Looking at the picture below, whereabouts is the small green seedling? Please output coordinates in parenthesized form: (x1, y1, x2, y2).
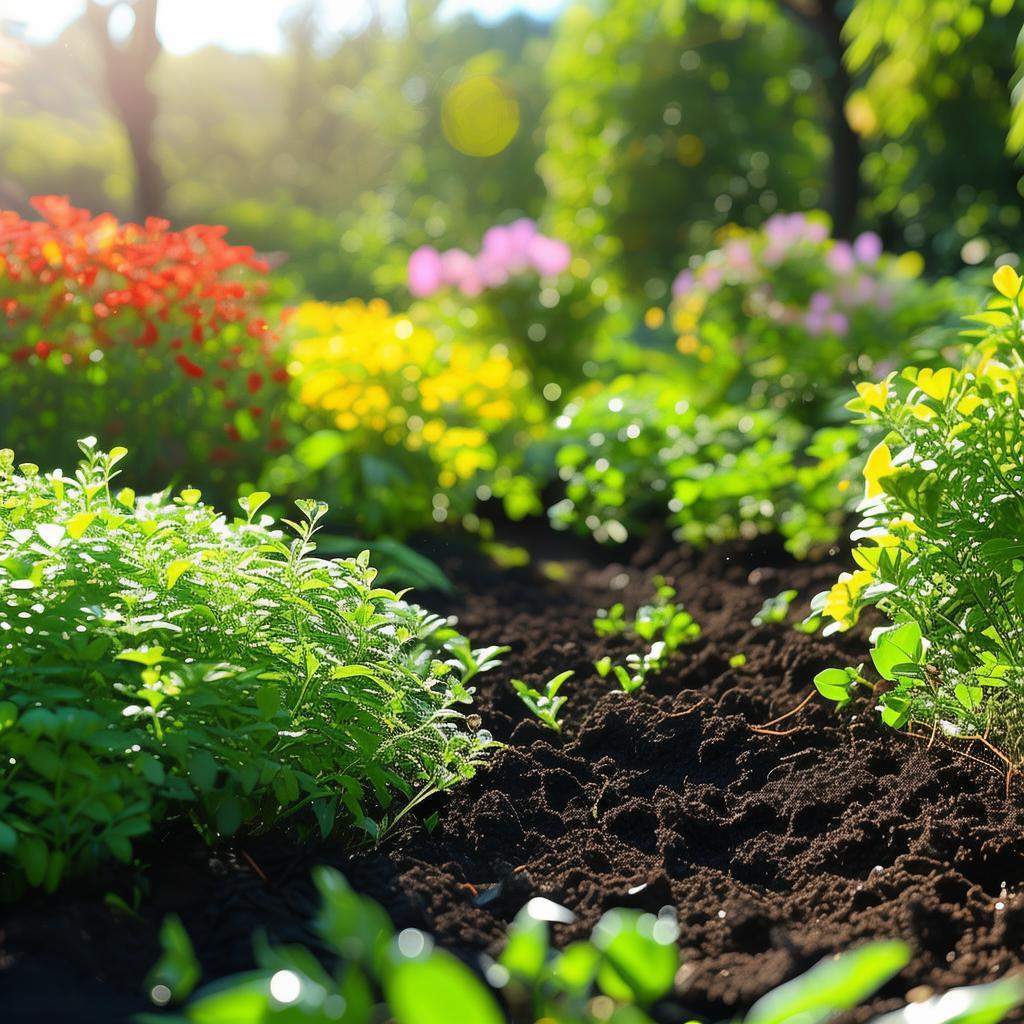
(729, 653, 747, 668)
(510, 671, 574, 732)
(593, 579, 700, 696)
(752, 589, 797, 626)
(594, 602, 628, 637)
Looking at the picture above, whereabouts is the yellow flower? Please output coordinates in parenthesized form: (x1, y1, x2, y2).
(863, 442, 895, 500)
(993, 264, 1022, 299)
(907, 403, 935, 421)
(855, 379, 889, 411)
(956, 394, 983, 416)
(823, 569, 873, 627)
(915, 367, 954, 402)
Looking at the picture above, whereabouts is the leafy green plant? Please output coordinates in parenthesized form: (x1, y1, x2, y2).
(812, 266, 1024, 764)
(0, 440, 496, 893)
(549, 372, 864, 557)
(594, 579, 700, 694)
(510, 671, 574, 732)
(147, 866, 1024, 1024)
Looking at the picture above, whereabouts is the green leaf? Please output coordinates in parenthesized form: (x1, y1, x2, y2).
(182, 975, 270, 1024)
(166, 559, 194, 590)
(385, 942, 504, 1024)
(215, 797, 243, 837)
(747, 941, 910, 1024)
(0, 700, 18, 732)
(314, 867, 393, 969)
(17, 834, 48, 887)
(814, 667, 855, 703)
(500, 906, 550, 982)
(188, 751, 218, 793)
(880, 695, 912, 729)
(66, 511, 97, 539)
(147, 914, 201, 1004)
(549, 941, 601, 995)
(593, 909, 679, 1005)
(240, 491, 271, 521)
(871, 622, 923, 681)
(0, 821, 18, 854)
(255, 684, 280, 719)
(868, 974, 1024, 1024)
(955, 684, 983, 711)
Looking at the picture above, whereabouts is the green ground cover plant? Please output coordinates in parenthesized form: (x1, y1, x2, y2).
(813, 265, 1024, 767)
(0, 440, 496, 894)
(145, 866, 1024, 1024)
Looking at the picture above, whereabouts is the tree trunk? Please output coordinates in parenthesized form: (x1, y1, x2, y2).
(86, 0, 164, 220)
(781, 0, 861, 238)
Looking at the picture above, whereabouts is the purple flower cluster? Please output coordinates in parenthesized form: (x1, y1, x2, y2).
(408, 219, 572, 299)
(671, 212, 894, 340)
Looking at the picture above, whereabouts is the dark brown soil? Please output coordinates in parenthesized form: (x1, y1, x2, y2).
(3, 534, 1024, 1023)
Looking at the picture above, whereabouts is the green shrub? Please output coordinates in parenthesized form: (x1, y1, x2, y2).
(548, 373, 856, 556)
(0, 440, 496, 893)
(147, 867, 1024, 1024)
(813, 265, 1024, 763)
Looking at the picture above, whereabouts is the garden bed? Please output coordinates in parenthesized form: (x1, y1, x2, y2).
(3, 533, 1023, 1023)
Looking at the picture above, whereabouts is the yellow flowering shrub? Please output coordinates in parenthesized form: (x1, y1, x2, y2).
(266, 299, 545, 536)
(811, 266, 1024, 762)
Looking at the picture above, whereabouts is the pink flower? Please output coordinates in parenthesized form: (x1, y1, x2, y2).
(804, 220, 830, 244)
(827, 312, 849, 336)
(723, 238, 753, 272)
(458, 270, 484, 298)
(440, 248, 476, 288)
(407, 245, 443, 298)
(672, 269, 695, 298)
(475, 252, 510, 288)
(825, 241, 855, 275)
(528, 234, 571, 277)
(804, 310, 826, 336)
(809, 291, 831, 314)
(700, 266, 723, 292)
(853, 232, 882, 264)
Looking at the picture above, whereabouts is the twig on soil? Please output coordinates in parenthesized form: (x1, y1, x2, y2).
(749, 723, 802, 736)
(664, 696, 707, 719)
(240, 850, 269, 884)
(753, 690, 814, 731)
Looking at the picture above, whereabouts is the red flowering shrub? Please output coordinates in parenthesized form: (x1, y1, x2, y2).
(0, 196, 288, 493)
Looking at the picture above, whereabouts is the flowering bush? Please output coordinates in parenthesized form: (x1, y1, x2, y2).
(0, 197, 287, 496)
(546, 213, 967, 555)
(813, 266, 1024, 764)
(0, 440, 495, 893)
(406, 220, 611, 393)
(266, 299, 546, 537)
(669, 211, 958, 417)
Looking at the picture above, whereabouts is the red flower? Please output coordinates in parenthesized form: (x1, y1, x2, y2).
(175, 354, 205, 378)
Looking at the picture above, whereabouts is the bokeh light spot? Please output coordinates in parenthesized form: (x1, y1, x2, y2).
(441, 75, 520, 158)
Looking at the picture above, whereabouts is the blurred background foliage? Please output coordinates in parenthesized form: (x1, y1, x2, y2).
(3, 0, 1024, 307)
